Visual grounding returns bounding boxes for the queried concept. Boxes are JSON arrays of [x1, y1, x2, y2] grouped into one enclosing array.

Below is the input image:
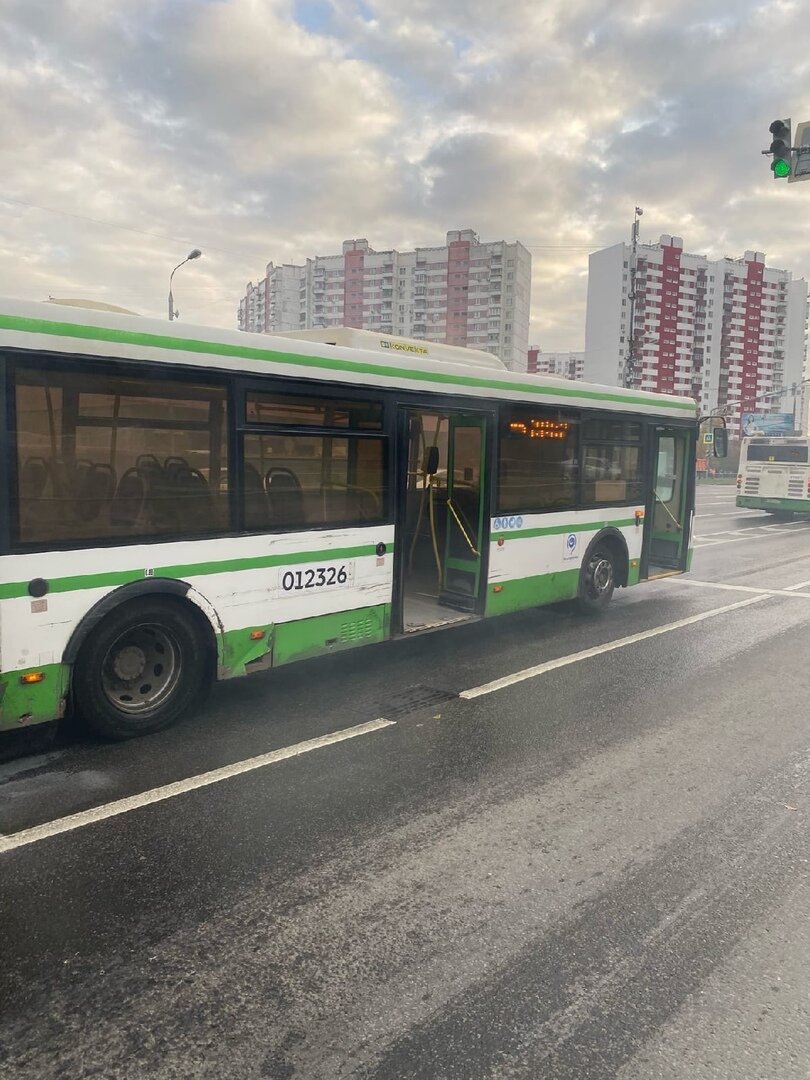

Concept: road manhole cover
[[376, 685, 457, 720]]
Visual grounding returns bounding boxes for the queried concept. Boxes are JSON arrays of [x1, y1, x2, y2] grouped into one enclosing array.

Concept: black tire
[[73, 597, 211, 740], [576, 544, 617, 615]]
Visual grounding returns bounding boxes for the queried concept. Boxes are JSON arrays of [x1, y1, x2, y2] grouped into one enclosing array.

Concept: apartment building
[[238, 230, 531, 371], [584, 235, 808, 433], [527, 348, 584, 380]]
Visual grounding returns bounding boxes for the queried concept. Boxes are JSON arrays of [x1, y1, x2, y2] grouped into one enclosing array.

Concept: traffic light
[[769, 118, 792, 178]]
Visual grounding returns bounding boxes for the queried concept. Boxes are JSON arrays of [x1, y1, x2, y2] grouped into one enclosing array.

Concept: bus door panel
[[644, 427, 691, 572], [440, 415, 487, 611]]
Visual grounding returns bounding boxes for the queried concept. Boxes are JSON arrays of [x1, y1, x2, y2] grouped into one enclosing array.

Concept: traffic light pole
[[702, 378, 810, 435]]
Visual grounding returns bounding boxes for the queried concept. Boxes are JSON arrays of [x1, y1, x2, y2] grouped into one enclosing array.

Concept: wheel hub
[[592, 558, 612, 591], [113, 644, 147, 681], [101, 623, 181, 715]]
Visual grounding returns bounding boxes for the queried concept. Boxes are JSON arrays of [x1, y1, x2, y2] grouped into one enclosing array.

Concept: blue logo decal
[[493, 515, 525, 531]]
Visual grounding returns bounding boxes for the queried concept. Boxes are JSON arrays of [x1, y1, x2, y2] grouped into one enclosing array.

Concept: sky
[[1, 0, 808, 351]]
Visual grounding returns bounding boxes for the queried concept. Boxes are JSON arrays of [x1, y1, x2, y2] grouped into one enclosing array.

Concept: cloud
[[0, 0, 808, 352]]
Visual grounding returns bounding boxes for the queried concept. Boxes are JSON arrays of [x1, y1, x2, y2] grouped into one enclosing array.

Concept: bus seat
[[136, 454, 161, 470], [75, 463, 116, 522], [20, 457, 50, 499], [265, 468, 306, 526], [164, 456, 190, 474], [111, 468, 147, 527], [173, 466, 213, 527], [243, 462, 269, 528]]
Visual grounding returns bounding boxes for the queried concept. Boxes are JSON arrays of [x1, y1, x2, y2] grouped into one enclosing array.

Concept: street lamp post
[[624, 207, 643, 390], [168, 248, 202, 321]]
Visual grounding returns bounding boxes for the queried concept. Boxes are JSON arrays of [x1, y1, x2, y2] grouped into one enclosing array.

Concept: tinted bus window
[[747, 444, 808, 463], [581, 419, 643, 505], [242, 433, 386, 530], [498, 407, 579, 512], [15, 367, 228, 546]]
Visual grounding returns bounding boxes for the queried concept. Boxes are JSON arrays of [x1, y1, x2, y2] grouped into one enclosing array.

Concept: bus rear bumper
[[736, 495, 810, 513]]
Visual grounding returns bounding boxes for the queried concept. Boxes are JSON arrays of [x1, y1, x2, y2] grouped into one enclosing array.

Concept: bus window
[[498, 407, 579, 512], [246, 392, 382, 430], [581, 419, 643, 505], [747, 444, 808, 463], [655, 437, 676, 501], [14, 367, 228, 546], [242, 433, 386, 530]]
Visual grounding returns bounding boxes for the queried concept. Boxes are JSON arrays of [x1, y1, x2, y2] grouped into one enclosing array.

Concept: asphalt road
[[2, 485, 809, 1079]]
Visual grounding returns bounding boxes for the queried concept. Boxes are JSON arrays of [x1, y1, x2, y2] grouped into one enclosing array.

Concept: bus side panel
[[485, 507, 645, 616], [0, 525, 395, 730]]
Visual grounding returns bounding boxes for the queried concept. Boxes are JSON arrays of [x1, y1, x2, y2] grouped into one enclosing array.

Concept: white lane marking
[[459, 596, 768, 700], [697, 511, 765, 519], [674, 579, 810, 598], [784, 578, 810, 592], [693, 524, 810, 547], [0, 718, 396, 855]]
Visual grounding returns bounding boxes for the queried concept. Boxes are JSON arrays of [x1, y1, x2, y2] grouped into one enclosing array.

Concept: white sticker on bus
[[279, 562, 354, 593], [563, 532, 579, 560]]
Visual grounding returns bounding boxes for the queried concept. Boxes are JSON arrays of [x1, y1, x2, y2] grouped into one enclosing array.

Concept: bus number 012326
[[280, 565, 350, 592]]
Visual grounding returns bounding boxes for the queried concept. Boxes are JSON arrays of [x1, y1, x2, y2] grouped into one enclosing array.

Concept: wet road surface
[[1, 485, 809, 1078]]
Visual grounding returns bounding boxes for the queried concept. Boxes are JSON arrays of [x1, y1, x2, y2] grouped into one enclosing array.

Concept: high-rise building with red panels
[[239, 230, 532, 371], [584, 235, 808, 434]]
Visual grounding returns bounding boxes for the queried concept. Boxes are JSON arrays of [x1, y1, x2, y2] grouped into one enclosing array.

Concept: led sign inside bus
[[508, 419, 570, 440]]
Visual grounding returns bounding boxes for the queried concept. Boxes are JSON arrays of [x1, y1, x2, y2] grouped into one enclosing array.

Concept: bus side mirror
[[713, 427, 728, 458], [424, 446, 440, 475]]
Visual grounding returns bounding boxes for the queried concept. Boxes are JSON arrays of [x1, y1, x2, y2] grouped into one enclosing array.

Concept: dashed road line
[[0, 718, 396, 855], [674, 579, 810, 599], [459, 595, 768, 700]]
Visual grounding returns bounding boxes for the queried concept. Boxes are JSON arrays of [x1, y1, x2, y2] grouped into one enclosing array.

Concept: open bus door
[[396, 408, 490, 632], [440, 414, 487, 611], [642, 426, 694, 576]]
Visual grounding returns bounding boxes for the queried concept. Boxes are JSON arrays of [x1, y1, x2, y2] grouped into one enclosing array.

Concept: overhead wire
[[1, 195, 602, 257]]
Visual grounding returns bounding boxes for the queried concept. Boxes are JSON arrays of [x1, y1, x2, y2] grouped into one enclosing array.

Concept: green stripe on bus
[[0, 313, 697, 413], [492, 517, 636, 541], [0, 542, 387, 600], [736, 496, 810, 513]]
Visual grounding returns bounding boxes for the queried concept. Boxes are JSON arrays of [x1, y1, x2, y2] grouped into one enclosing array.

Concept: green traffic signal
[[772, 157, 792, 178], [768, 119, 792, 179]]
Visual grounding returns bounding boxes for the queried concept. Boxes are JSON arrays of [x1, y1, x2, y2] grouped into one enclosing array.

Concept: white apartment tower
[[238, 230, 531, 371], [585, 235, 808, 434], [527, 348, 584, 380]]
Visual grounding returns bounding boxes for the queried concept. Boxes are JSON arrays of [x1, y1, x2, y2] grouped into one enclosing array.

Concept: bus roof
[[0, 298, 697, 420], [273, 326, 506, 370]]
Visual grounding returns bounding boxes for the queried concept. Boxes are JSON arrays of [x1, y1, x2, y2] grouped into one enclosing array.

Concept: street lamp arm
[[167, 249, 202, 321], [169, 258, 189, 291]]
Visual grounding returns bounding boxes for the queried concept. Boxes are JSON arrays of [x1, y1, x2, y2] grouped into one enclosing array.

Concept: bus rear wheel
[[576, 545, 616, 615], [73, 597, 210, 740]]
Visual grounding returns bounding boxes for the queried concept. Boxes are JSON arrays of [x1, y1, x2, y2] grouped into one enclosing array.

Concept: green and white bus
[[0, 300, 697, 740], [737, 435, 810, 517]]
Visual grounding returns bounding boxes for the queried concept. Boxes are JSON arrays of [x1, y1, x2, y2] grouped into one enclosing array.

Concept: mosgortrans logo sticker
[[563, 532, 579, 559]]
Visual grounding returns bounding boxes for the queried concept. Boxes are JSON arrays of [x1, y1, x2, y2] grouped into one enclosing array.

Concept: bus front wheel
[[73, 597, 211, 740], [576, 545, 616, 615]]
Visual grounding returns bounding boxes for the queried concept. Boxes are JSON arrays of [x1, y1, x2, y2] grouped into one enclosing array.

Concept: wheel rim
[[101, 623, 182, 715], [585, 553, 613, 600]]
